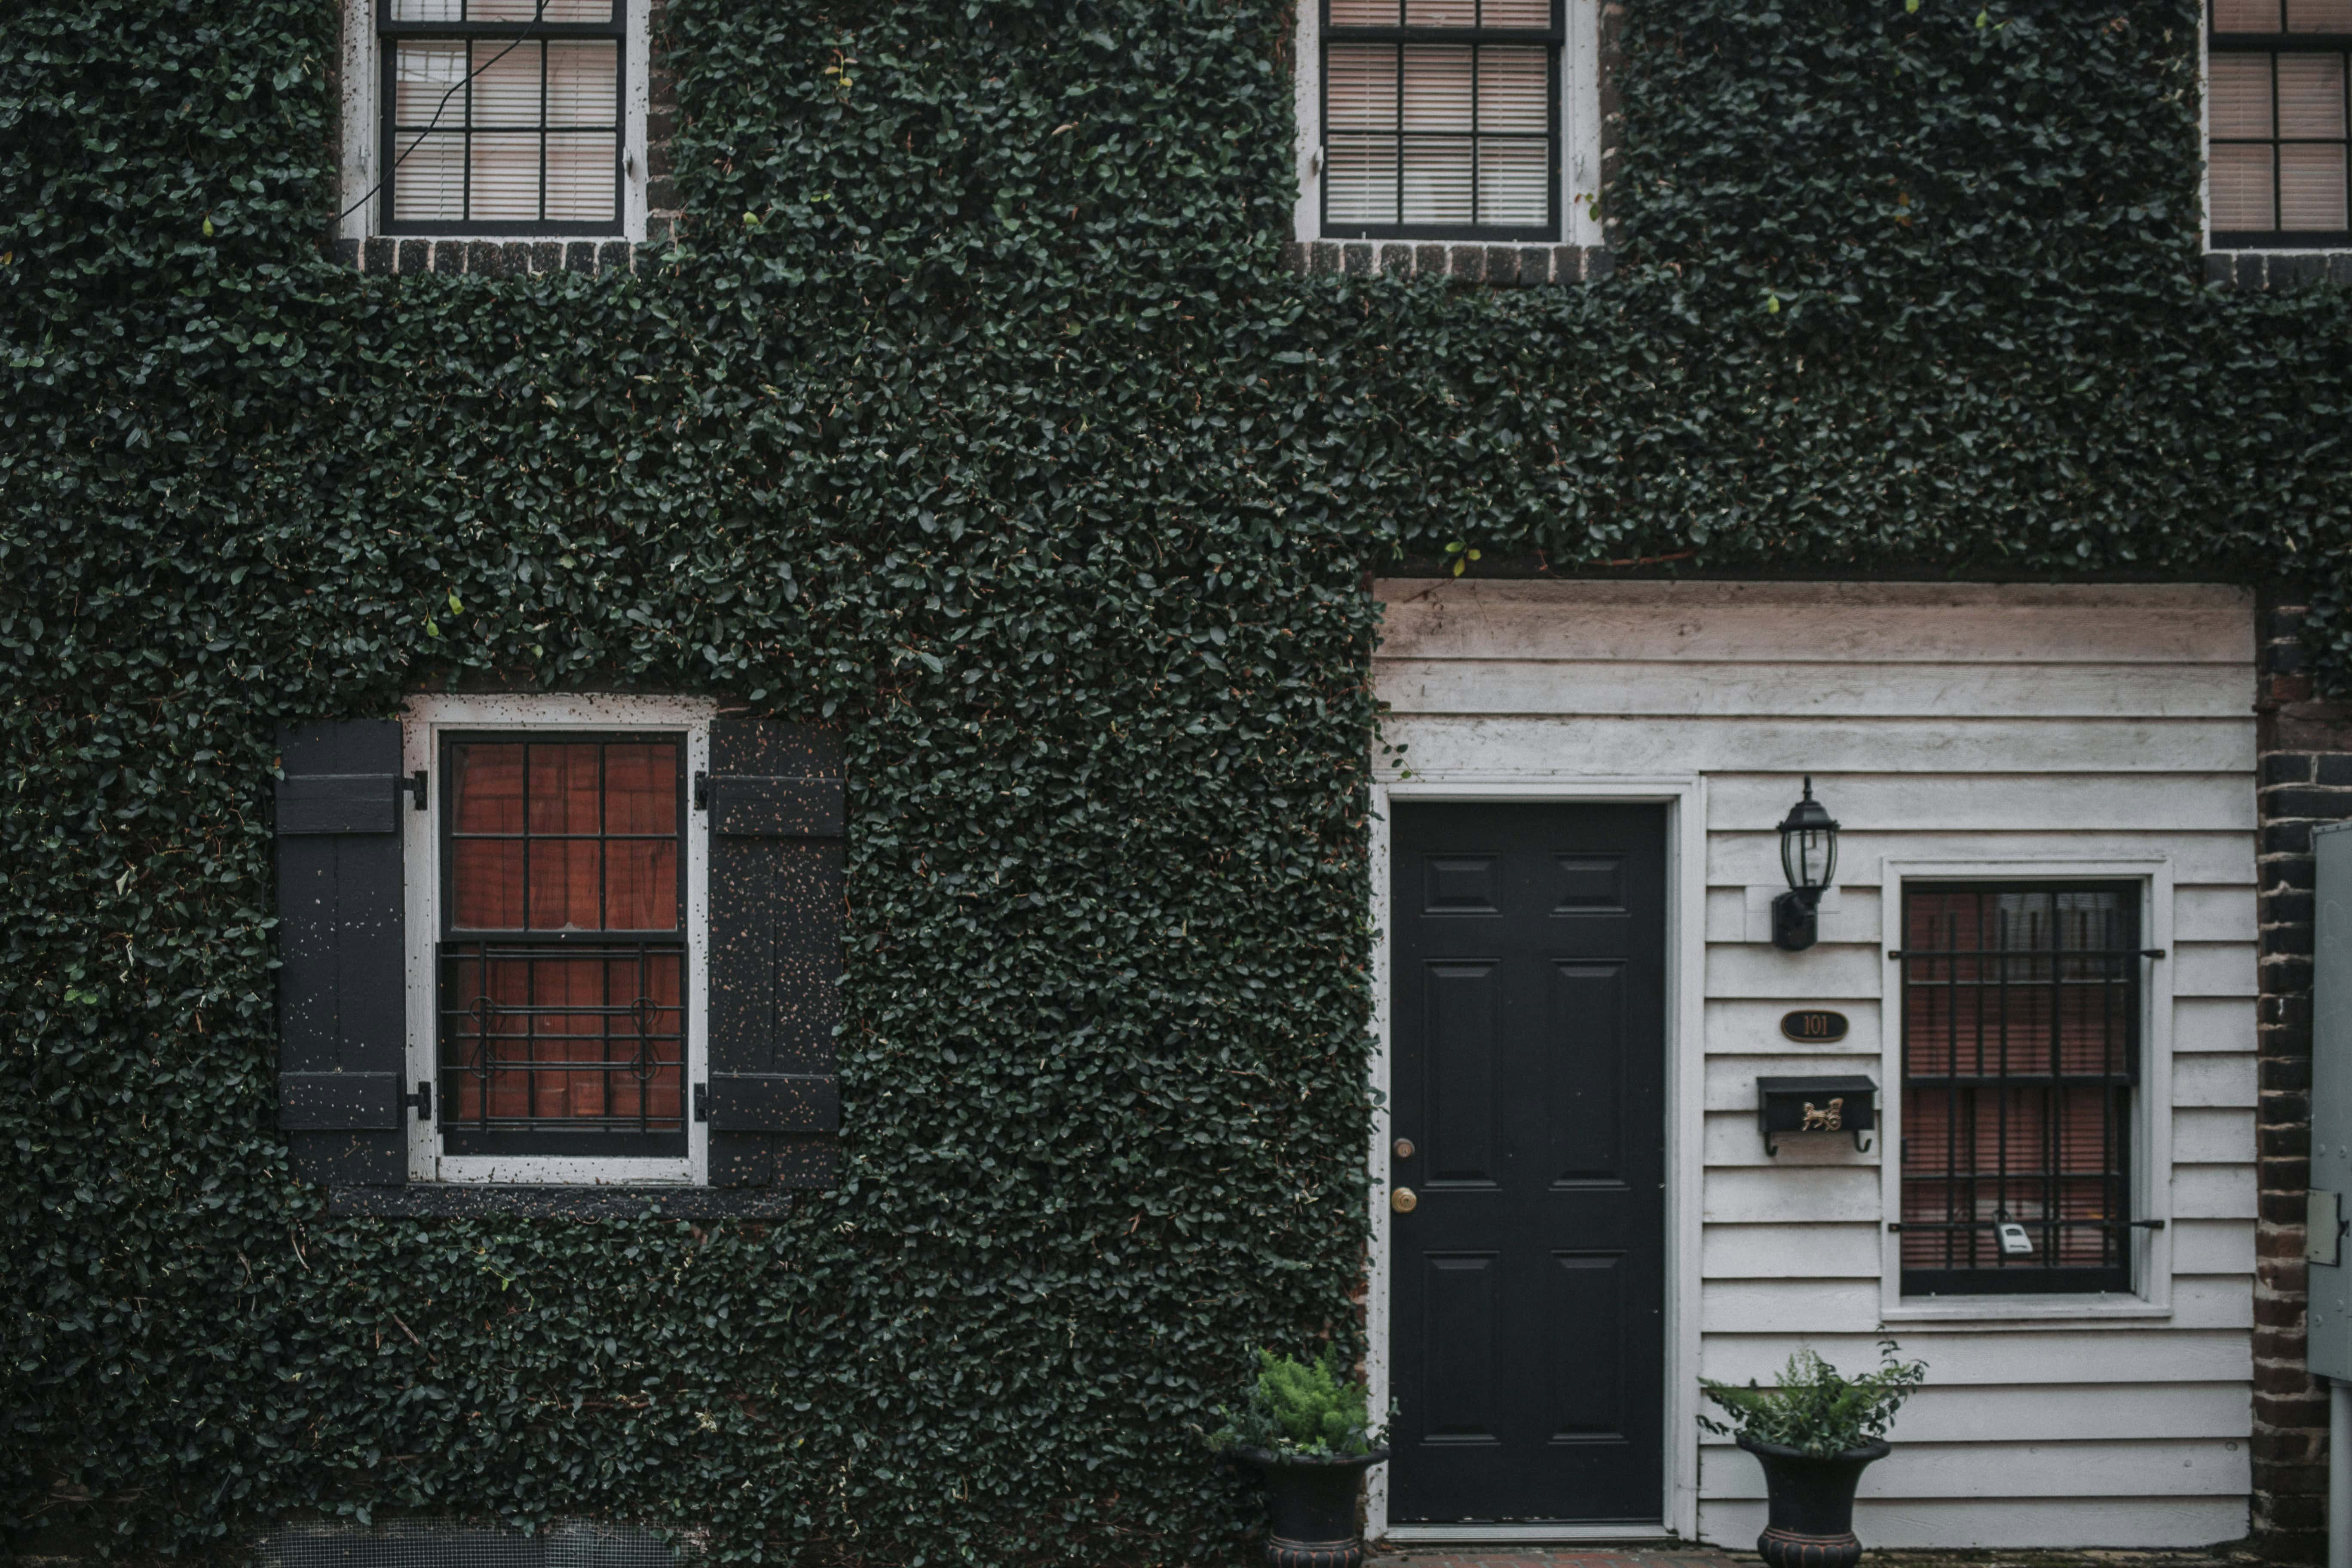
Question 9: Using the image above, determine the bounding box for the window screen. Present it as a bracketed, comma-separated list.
[2210, 0, 2352, 245]
[381, 0, 624, 235]
[438, 735, 685, 1156]
[1322, 0, 1562, 241]
[1899, 885, 2144, 1295]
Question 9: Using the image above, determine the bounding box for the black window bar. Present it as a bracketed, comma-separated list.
[1895, 885, 2158, 1296]
[437, 941, 685, 1157]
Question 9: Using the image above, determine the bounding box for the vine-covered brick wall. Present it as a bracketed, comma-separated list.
[7, 0, 2352, 1560]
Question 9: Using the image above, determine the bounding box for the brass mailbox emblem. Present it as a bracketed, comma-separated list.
[1801, 1097, 1845, 1133]
[1391, 1187, 1418, 1214]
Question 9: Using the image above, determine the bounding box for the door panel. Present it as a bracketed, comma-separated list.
[1389, 801, 1667, 1524]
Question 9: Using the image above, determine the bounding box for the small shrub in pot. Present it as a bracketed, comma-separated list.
[1700, 1340, 1926, 1568]
[1210, 1348, 1388, 1568]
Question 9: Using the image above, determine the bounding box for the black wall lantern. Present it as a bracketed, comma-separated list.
[1771, 776, 1840, 952]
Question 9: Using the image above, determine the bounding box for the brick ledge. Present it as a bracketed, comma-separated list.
[1289, 239, 1614, 286]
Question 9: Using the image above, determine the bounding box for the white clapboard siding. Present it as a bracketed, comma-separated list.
[1374, 580, 2256, 1547]
[1378, 660, 2249, 720]
[1706, 774, 2254, 833]
[1697, 1497, 2248, 1550]
[1706, 830, 2257, 887]
[1703, 1222, 1883, 1279]
[2175, 1054, 2259, 1107]
[1695, 1381, 2252, 1445]
[1701, 1330, 2253, 1386]
[1384, 714, 2256, 776]
[1705, 998, 1884, 1055]
[1374, 581, 2254, 664]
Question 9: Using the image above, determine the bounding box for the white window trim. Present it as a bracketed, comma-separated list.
[1876, 858, 2176, 1324]
[401, 693, 713, 1186]
[1291, 0, 1605, 249]
[339, 0, 650, 245]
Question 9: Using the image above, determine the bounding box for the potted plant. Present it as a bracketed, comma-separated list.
[1209, 1347, 1389, 1568]
[1699, 1340, 1926, 1568]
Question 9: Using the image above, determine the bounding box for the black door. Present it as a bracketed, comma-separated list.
[1388, 802, 1667, 1524]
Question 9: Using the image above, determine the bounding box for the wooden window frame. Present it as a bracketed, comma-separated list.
[1877, 861, 2175, 1324]
[1318, 0, 1566, 243]
[402, 694, 715, 1187]
[2208, 5, 2352, 249]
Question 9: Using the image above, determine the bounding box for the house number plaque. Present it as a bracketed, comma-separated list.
[1780, 1009, 1849, 1043]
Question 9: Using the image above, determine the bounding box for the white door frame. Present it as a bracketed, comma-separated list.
[1367, 772, 1706, 1544]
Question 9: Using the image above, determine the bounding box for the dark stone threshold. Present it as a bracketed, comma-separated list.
[328, 1183, 795, 1218]
[1288, 239, 1615, 286]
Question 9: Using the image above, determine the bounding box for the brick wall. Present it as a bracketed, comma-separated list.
[2254, 585, 2350, 1561]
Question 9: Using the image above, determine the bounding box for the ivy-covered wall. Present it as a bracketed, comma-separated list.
[6, 0, 2351, 1560]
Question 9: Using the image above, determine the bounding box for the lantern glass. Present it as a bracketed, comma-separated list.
[1782, 825, 1836, 891]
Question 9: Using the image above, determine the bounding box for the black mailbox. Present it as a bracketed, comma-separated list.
[1758, 1075, 1876, 1156]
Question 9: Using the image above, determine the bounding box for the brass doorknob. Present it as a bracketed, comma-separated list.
[1391, 1186, 1418, 1214]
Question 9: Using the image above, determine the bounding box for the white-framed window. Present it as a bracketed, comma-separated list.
[2206, 0, 2352, 253]
[1292, 0, 1604, 246]
[1877, 860, 2175, 1322]
[402, 694, 712, 1185]
[339, 0, 650, 244]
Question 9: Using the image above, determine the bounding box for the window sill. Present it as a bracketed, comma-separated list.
[327, 1183, 794, 1218]
[1879, 1292, 2171, 1325]
[2204, 248, 2352, 290]
[1289, 239, 1613, 287]
[334, 230, 672, 279]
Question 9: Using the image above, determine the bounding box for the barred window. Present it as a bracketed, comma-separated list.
[1321, 0, 1562, 241]
[438, 735, 685, 1157]
[1899, 885, 2145, 1296]
[381, 0, 624, 235]
[2210, 0, 2352, 246]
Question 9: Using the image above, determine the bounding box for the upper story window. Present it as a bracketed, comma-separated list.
[2209, 0, 2352, 248]
[380, 0, 625, 236]
[1898, 885, 2144, 1296]
[1315, 0, 1568, 243]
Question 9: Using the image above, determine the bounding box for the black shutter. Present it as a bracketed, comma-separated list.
[275, 720, 410, 1186]
[705, 717, 845, 1188]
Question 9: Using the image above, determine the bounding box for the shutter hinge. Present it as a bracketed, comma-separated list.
[693, 771, 710, 811]
[694, 1082, 709, 1122]
[406, 1079, 433, 1121]
[404, 770, 428, 811]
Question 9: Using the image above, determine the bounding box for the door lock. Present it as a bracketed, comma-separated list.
[1393, 1137, 1415, 1161]
[1390, 1186, 1418, 1214]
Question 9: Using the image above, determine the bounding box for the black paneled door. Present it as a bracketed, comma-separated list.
[1388, 802, 1668, 1524]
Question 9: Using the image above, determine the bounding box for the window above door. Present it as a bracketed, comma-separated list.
[1294, 0, 1605, 249]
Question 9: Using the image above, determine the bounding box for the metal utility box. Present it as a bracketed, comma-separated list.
[2309, 824, 2352, 1380]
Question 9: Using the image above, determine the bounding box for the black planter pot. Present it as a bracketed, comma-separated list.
[1736, 1433, 1889, 1568]
[1238, 1446, 1389, 1568]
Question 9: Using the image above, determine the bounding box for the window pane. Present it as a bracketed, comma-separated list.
[469, 131, 542, 220]
[1476, 45, 1548, 132]
[472, 38, 543, 129]
[606, 839, 678, 930]
[545, 134, 616, 220]
[1328, 0, 1400, 18]
[2215, 0, 2282, 24]
[2210, 52, 2275, 137]
[1477, 137, 1549, 225]
[1479, 0, 1553, 23]
[1400, 135, 1473, 224]
[393, 40, 468, 128]
[452, 743, 526, 832]
[2279, 51, 2347, 133]
[1405, 0, 1476, 24]
[389, 0, 462, 18]
[604, 744, 677, 832]
[546, 40, 618, 126]
[1327, 43, 1399, 131]
[452, 839, 525, 928]
[1402, 45, 1473, 132]
[2282, 141, 2349, 224]
[528, 837, 601, 930]
[2290, 0, 2352, 28]
[528, 743, 602, 833]
[469, 0, 615, 18]
[1326, 134, 1399, 224]
[2211, 141, 2278, 226]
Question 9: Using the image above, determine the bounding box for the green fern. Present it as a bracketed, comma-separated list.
[1697, 1340, 1926, 1458]
[1207, 1347, 1381, 1458]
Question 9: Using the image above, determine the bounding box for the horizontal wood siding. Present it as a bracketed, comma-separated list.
[1375, 580, 2257, 1549]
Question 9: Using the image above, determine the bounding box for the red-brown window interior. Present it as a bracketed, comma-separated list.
[439, 738, 684, 1139]
[1900, 887, 2135, 1289]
